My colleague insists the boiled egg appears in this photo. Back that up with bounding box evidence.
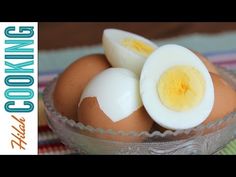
[203,73,236,125]
[53,54,110,121]
[102,29,158,75]
[78,68,153,141]
[140,44,215,130]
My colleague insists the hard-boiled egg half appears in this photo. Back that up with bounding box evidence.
[78,68,153,141]
[102,29,158,75]
[140,44,215,130]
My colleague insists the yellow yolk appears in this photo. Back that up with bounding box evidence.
[157,66,205,112]
[121,38,154,57]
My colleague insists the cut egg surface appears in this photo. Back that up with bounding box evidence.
[102,29,158,75]
[79,68,142,122]
[140,44,214,130]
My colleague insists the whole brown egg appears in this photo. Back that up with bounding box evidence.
[203,72,236,125]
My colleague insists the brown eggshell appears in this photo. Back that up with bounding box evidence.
[53,54,111,121]
[203,73,236,125]
[39,99,48,126]
[193,51,219,75]
[77,97,154,142]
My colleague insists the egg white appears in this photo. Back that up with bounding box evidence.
[140,44,215,130]
[79,68,142,122]
[102,29,158,75]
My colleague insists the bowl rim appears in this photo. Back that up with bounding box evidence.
[42,66,236,138]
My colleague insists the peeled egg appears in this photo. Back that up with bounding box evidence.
[203,73,236,125]
[102,29,158,75]
[78,68,153,141]
[53,54,110,121]
[140,44,215,130]
[193,51,219,75]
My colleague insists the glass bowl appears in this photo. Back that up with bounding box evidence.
[42,67,236,154]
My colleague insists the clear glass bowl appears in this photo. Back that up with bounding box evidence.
[43,67,236,154]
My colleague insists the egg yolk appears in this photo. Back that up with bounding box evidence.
[121,38,154,57]
[157,66,205,112]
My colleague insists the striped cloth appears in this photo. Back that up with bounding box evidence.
[38,126,76,155]
[38,33,236,155]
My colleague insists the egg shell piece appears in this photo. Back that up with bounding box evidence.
[102,29,158,75]
[79,68,142,122]
[140,44,215,130]
[78,97,154,142]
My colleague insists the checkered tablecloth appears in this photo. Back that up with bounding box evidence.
[38,32,236,155]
